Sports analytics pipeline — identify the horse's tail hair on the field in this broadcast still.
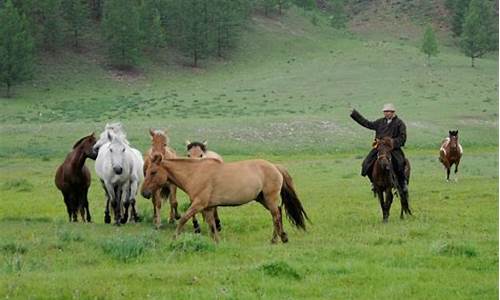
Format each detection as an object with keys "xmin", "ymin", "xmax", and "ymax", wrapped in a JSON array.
[{"xmin": 277, "ymin": 165, "xmax": 310, "ymax": 230}]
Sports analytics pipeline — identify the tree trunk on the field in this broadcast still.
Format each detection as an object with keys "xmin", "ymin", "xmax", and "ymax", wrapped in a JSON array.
[
  {"xmin": 6, "ymin": 82, "xmax": 11, "ymax": 98},
  {"xmin": 471, "ymin": 56, "xmax": 475, "ymax": 67}
]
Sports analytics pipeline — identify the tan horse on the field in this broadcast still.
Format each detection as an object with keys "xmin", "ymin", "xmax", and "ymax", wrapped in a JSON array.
[
  {"xmin": 141, "ymin": 156, "xmax": 309, "ymax": 243},
  {"xmin": 439, "ymin": 130, "xmax": 463, "ymax": 182},
  {"xmin": 143, "ymin": 129, "xmax": 181, "ymax": 228}
]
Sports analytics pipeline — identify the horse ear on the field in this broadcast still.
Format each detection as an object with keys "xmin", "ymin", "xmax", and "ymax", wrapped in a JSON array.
[
  {"xmin": 149, "ymin": 128, "xmax": 155, "ymax": 137},
  {"xmin": 185, "ymin": 140, "xmax": 191, "ymax": 146},
  {"xmin": 89, "ymin": 132, "xmax": 95, "ymax": 137},
  {"xmin": 152, "ymin": 153, "xmax": 163, "ymax": 164},
  {"xmin": 449, "ymin": 130, "xmax": 452, "ymax": 135},
  {"xmin": 202, "ymin": 140, "xmax": 208, "ymax": 147}
]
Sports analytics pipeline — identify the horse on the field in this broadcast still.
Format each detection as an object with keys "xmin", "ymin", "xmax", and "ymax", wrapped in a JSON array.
[
  {"xmin": 372, "ymin": 137, "xmax": 412, "ymax": 222},
  {"xmin": 439, "ymin": 130, "xmax": 463, "ymax": 182},
  {"xmin": 186, "ymin": 140, "xmax": 223, "ymax": 162},
  {"xmin": 143, "ymin": 129, "xmax": 181, "ymax": 229},
  {"xmin": 141, "ymin": 155, "xmax": 309, "ymax": 243},
  {"xmin": 55, "ymin": 133, "xmax": 97, "ymax": 222},
  {"xmin": 94, "ymin": 125, "xmax": 144, "ymax": 224}
]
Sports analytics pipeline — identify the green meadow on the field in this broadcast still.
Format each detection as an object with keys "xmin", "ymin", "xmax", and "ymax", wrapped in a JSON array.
[{"xmin": 0, "ymin": 8, "xmax": 498, "ymax": 299}]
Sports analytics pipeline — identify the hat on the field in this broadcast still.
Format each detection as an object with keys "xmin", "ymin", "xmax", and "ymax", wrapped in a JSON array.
[{"xmin": 382, "ymin": 103, "xmax": 396, "ymax": 112}]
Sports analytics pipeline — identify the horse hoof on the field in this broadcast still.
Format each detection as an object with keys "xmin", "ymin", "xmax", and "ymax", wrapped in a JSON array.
[
  {"xmin": 175, "ymin": 214, "xmax": 181, "ymax": 220},
  {"xmin": 216, "ymin": 221, "xmax": 222, "ymax": 232},
  {"xmin": 134, "ymin": 215, "xmax": 142, "ymax": 223},
  {"xmin": 120, "ymin": 217, "xmax": 128, "ymax": 224},
  {"xmin": 194, "ymin": 227, "xmax": 201, "ymax": 234},
  {"xmin": 168, "ymin": 218, "xmax": 175, "ymax": 224},
  {"xmin": 383, "ymin": 218, "xmax": 388, "ymax": 223},
  {"xmin": 104, "ymin": 215, "xmax": 111, "ymax": 224},
  {"xmin": 281, "ymin": 232, "xmax": 289, "ymax": 243}
]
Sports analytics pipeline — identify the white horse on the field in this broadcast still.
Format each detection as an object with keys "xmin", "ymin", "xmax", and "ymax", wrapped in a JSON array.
[{"xmin": 94, "ymin": 123, "xmax": 144, "ymax": 224}]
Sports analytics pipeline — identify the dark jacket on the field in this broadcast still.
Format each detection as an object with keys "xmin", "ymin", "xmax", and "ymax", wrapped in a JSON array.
[{"xmin": 350, "ymin": 109, "xmax": 406, "ymax": 149}]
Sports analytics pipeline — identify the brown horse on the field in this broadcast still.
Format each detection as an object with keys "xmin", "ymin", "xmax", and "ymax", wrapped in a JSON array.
[
  {"xmin": 143, "ymin": 129, "xmax": 181, "ymax": 228},
  {"xmin": 55, "ymin": 133, "xmax": 97, "ymax": 222},
  {"xmin": 372, "ymin": 137, "xmax": 411, "ymax": 222},
  {"xmin": 439, "ymin": 130, "xmax": 463, "ymax": 182},
  {"xmin": 141, "ymin": 156, "xmax": 309, "ymax": 243}
]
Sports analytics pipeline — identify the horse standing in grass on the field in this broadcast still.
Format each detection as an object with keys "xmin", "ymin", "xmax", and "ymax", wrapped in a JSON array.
[
  {"xmin": 372, "ymin": 137, "xmax": 412, "ymax": 222},
  {"xmin": 94, "ymin": 124, "xmax": 143, "ymax": 224},
  {"xmin": 141, "ymin": 156, "xmax": 309, "ymax": 243},
  {"xmin": 55, "ymin": 133, "xmax": 97, "ymax": 222},
  {"xmin": 439, "ymin": 130, "xmax": 463, "ymax": 182},
  {"xmin": 143, "ymin": 129, "xmax": 181, "ymax": 229}
]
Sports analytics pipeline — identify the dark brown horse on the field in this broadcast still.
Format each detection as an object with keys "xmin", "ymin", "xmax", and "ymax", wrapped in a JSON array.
[
  {"xmin": 372, "ymin": 137, "xmax": 411, "ymax": 222},
  {"xmin": 439, "ymin": 130, "xmax": 462, "ymax": 182},
  {"xmin": 55, "ymin": 133, "xmax": 97, "ymax": 222}
]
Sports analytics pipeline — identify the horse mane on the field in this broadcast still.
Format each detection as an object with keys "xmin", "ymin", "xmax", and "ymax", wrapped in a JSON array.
[
  {"xmin": 186, "ymin": 141, "xmax": 207, "ymax": 153},
  {"xmin": 72, "ymin": 136, "xmax": 89, "ymax": 149}
]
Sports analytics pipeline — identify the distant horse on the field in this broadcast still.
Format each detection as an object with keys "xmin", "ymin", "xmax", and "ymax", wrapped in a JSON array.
[
  {"xmin": 372, "ymin": 137, "xmax": 412, "ymax": 222},
  {"xmin": 141, "ymin": 156, "xmax": 309, "ymax": 243},
  {"xmin": 94, "ymin": 124, "xmax": 144, "ymax": 224},
  {"xmin": 186, "ymin": 140, "xmax": 223, "ymax": 162},
  {"xmin": 55, "ymin": 133, "xmax": 97, "ymax": 222},
  {"xmin": 143, "ymin": 129, "xmax": 181, "ymax": 228},
  {"xmin": 439, "ymin": 130, "xmax": 463, "ymax": 182}
]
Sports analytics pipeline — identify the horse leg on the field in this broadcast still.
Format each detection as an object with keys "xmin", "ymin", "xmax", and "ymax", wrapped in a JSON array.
[
  {"xmin": 82, "ymin": 188, "xmax": 91, "ymax": 223},
  {"xmin": 260, "ymin": 191, "xmax": 284, "ymax": 244},
  {"xmin": 385, "ymin": 189, "xmax": 393, "ymax": 221},
  {"xmin": 174, "ymin": 202, "xmax": 204, "ymax": 239},
  {"xmin": 214, "ymin": 207, "xmax": 222, "ymax": 232},
  {"xmin": 63, "ymin": 192, "xmax": 72, "ymax": 222},
  {"xmin": 278, "ymin": 205, "xmax": 288, "ymax": 243},
  {"xmin": 446, "ymin": 166, "xmax": 451, "ymax": 182},
  {"xmin": 128, "ymin": 179, "xmax": 141, "ymax": 222},
  {"xmin": 376, "ymin": 190, "xmax": 387, "ymax": 222},
  {"xmin": 152, "ymin": 190, "xmax": 162, "ymax": 229},
  {"xmin": 101, "ymin": 180, "xmax": 112, "ymax": 224},
  {"xmin": 192, "ymin": 214, "xmax": 201, "ymax": 234},
  {"xmin": 203, "ymin": 208, "xmax": 219, "ymax": 243},
  {"xmin": 169, "ymin": 184, "xmax": 180, "ymax": 222},
  {"xmin": 454, "ymin": 160, "xmax": 460, "ymax": 182},
  {"xmin": 119, "ymin": 183, "xmax": 130, "ymax": 224},
  {"xmin": 111, "ymin": 185, "xmax": 122, "ymax": 226}
]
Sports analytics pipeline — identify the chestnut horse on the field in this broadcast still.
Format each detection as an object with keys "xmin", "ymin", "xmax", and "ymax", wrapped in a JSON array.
[
  {"xmin": 141, "ymin": 156, "xmax": 309, "ymax": 243},
  {"xmin": 143, "ymin": 129, "xmax": 184, "ymax": 229},
  {"xmin": 372, "ymin": 137, "xmax": 411, "ymax": 222},
  {"xmin": 55, "ymin": 133, "xmax": 97, "ymax": 222},
  {"xmin": 439, "ymin": 130, "xmax": 463, "ymax": 182}
]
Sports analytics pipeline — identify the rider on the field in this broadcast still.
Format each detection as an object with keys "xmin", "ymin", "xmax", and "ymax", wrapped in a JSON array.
[{"xmin": 350, "ymin": 103, "xmax": 408, "ymax": 193}]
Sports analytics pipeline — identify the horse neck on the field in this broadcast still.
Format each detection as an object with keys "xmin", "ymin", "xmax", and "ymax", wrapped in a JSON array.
[
  {"xmin": 163, "ymin": 160, "xmax": 200, "ymax": 194},
  {"xmin": 69, "ymin": 147, "xmax": 88, "ymax": 171}
]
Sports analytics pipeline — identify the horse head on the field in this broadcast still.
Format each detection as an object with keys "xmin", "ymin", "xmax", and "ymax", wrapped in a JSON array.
[
  {"xmin": 73, "ymin": 132, "xmax": 97, "ymax": 160},
  {"xmin": 186, "ymin": 140, "xmax": 207, "ymax": 158},
  {"xmin": 149, "ymin": 128, "xmax": 169, "ymax": 152},
  {"xmin": 93, "ymin": 123, "xmax": 129, "ymax": 156},
  {"xmin": 107, "ymin": 132, "xmax": 129, "ymax": 175},
  {"xmin": 375, "ymin": 137, "xmax": 394, "ymax": 171},
  {"xmin": 448, "ymin": 130, "xmax": 459, "ymax": 150},
  {"xmin": 141, "ymin": 153, "xmax": 167, "ymax": 199}
]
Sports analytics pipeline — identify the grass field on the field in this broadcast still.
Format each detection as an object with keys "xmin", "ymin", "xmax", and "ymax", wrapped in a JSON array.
[{"xmin": 0, "ymin": 8, "xmax": 498, "ymax": 299}]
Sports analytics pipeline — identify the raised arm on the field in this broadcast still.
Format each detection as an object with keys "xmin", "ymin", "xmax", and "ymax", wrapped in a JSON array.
[
  {"xmin": 350, "ymin": 109, "xmax": 376, "ymax": 130},
  {"xmin": 393, "ymin": 121, "xmax": 406, "ymax": 149}
]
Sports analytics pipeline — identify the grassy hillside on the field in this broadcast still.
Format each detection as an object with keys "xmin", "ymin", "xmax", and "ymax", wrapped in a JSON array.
[{"xmin": 0, "ymin": 7, "xmax": 498, "ymax": 299}]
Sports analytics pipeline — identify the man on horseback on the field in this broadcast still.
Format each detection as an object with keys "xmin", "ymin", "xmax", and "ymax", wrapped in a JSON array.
[{"xmin": 350, "ymin": 103, "xmax": 408, "ymax": 193}]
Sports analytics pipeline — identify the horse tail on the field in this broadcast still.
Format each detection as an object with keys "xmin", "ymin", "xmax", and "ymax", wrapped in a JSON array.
[{"xmin": 276, "ymin": 165, "xmax": 310, "ymax": 230}]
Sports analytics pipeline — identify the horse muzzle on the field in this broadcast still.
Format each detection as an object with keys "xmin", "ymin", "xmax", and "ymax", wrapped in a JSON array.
[
  {"xmin": 141, "ymin": 190, "xmax": 152, "ymax": 199},
  {"xmin": 113, "ymin": 166, "xmax": 123, "ymax": 175}
]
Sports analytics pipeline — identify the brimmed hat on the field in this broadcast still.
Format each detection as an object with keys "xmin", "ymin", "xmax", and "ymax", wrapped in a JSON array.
[{"xmin": 382, "ymin": 103, "xmax": 396, "ymax": 112}]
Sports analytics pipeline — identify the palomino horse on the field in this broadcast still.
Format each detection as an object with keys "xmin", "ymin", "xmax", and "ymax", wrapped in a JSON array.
[
  {"xmin": 143, "ymin": 129, "xmax": 181, "ymax": 228},
  {"xmin": 141, "ymin": 156, "xmax": 309, "ymax": 243},
  {"xmin": 55, "ymin": 133, "xmax": 97, "ymax": 222},
  {"xmin": 439, "ymin": 130, "xmax": 463, "ymax": 182},
  {"xmin": 372, "ymin": 137, "xmax": 412, "ymax": 222},
  {"xmin": 94, "ymin": 126, "xmax": 144, "ymax": 225},
  {"xmin": 186, "ymin": 140, "xmax": 223, "ymax": 231}
]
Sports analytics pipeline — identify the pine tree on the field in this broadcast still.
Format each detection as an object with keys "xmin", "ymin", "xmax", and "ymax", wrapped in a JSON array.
[
  {"xmin": 460, "ymin": 0, "xmax": 497, "ymax": 67},
  {"xmin": 102, "ymin": 0, "xmax": 142, "ymax": 68},
  {"xmin": 0, "ymin": 0, "xmax": 34, "ymax": 97},
  {"xmin": 139, "ymin": 0, "xmax": 166, "ymax": 50},
  {"xmin": 329, "ymin": 0, "xmax": 347, "ymax": 29},
  {"xmin": 41, "ymin": 0, "xmax": 64, "ymax": 51},
  {"xmin": 61, "ymin": 0, "xmax": 89, "ymax": 48},
  {"xmin": 421, "ymin": 25, "xmax": 439, "ymax": 66}
]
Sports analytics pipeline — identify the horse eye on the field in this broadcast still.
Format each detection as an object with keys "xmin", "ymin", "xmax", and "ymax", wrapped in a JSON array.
[
  {"xmin": 199, "ymin": 155, "xmax": 203, "ymax": 158},
  {"xmin": 151, "ymin": 171, "xmax": 157, "ymax": 175},
  {"xmin": 122, "ymin": 148, "xmax": 125, "ymax": 152},
  {"xmin": 110, "ymin": 149, "xmax": 113, "ymax": 152},
  {"xmin": 187, "ymin": 154, "xmax": 191, "ymax": 157}
]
